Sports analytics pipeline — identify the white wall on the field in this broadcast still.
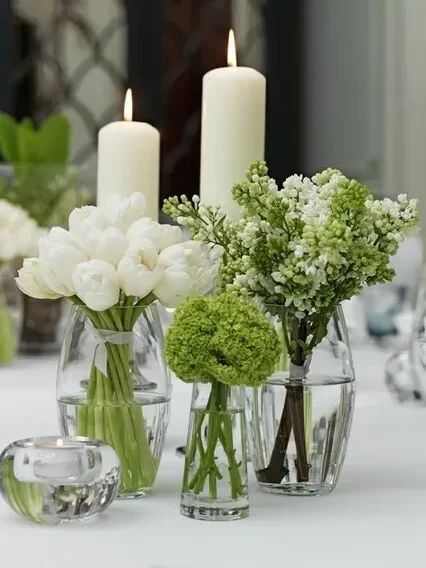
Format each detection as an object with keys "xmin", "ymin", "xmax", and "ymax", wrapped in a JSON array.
[
  {"xmin": 400, "ymin": 0, "xmax": 426, "ymax": 234},
  {"xmin": 302, "ymin": 0, "xmax": 383, "ymax": 192}
]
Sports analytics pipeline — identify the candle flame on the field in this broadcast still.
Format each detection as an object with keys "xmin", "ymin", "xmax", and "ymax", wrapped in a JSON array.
[
  {"xmin": 57, "ymin": 439, "xmax": 64, "ymax": 447},
  {"xmin": 227, "ymin": 29, "xmax": 237, "ymax": 67},
  {"xmin": 124, "ymin": 88, "xmax": 133, "ymax": 121}
]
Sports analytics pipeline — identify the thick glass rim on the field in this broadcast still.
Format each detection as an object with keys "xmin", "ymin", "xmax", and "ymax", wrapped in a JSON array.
[{"xmin": 6, "ymin": 436, "xmax": 105, "ymax": 450}]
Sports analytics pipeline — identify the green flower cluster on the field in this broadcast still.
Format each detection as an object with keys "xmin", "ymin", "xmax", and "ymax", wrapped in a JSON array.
[
  {"xmin": 165, "ymin": 293, "xmax": 281, "ymax": 386},
  {"xmin": 164, "ymin": 161, "xmax": 418, "ymax": 324}
]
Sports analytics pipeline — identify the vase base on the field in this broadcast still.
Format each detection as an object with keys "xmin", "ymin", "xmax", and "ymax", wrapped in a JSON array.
[
  {"xmin": 258, "ymin": 482, "xmax": 335, "ymax": 496},
  {"xmin": 180, "ymin": 494, "xmax": 249, "ymax": 521},
  {"xmin": 117, "ymin": 487, "xmax": 152, "ymax": 500}
]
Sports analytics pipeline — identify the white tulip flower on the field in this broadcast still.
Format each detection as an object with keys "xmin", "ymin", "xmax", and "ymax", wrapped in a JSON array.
[
  {"xmin": 84, "ymin": 227, "xmax": 128, "ymax": 266},
  {"xmin": 102, "ymin": 192, "xmax": 146, "ymax": 231},
  {"xmin": 69, "ymin": 205, "xmax": 109, "ymax": 243},
  {"xmin": 72, "ymin": 259, "xmax": 120, "ymax": 311},
  {"xmin": 154, "ymin": 240, "xmax": 213, "ymax": 307},
  {"xmin": 154, "ymin": 268, "xmax": 192, "ymax": 308},
  {"xmin": 127, "ymin": 217, "xmax": 182, "ymax": 251},
  {"xmin": 118, "ymin": 238, "xmax": 161, "ymax": 297},
  {"xmin": 38, "ymin": 227, "xmax": 87, "ymax": 296},
  {"xmin": 15, "ymin": 258, "xmax": 61, "ymax": 299}
]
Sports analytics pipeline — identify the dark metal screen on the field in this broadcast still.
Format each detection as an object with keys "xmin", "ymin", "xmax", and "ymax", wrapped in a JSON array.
[{"xmin": 1, "ymin": 0, "xmax": 300, "ymax": 202}]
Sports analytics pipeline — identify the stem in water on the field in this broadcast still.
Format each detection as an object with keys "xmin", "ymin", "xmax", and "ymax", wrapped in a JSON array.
[{"xmin": 255, "ymin": 316, "xmax": 310, "ymax": 484}]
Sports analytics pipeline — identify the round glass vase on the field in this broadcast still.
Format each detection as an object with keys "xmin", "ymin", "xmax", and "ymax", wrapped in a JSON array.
[
  {"xmin": 246, "ymin": 305, "xmax": 355, "ymax": 496},
  {"xmin": 0, "ymin": 436, "xmax": 120, "ymax": 525},
  {"xmin": 57, "ymin": 302, "xmax": 171, "ymax": 499},
  {"xmin": 0, "ymin": 263, "xmax": 22, "ymax": 365},
  {"xmin": 181, "ymin": 380, "xmax": 249, "ymax": 521}
]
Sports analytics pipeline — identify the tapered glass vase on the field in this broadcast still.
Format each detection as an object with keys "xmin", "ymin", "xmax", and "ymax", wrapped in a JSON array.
[
  {"xmin": 247, "ymin": 306, "xmax": 355, "ymax": 496},
  {"xmin": 57, "ymin": 303, "xmax": 171, "ymax": 499}
]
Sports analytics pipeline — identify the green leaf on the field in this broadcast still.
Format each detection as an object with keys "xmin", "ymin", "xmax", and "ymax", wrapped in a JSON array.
[
  {"xmin": 17, "ymin": 119, "xmax": 41, "ymax": 163},
  {"xmin": 0, "ymin": 113, "xmax": 19, "ymax": 162},
  {"xmin": 38, "ymin": 113, "xmax": 70, "ymax": 164}
]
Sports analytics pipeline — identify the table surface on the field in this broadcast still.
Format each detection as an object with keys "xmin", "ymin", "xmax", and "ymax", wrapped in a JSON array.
[{"xmin": 0, "ymin": 344, "xmax": 424, "ymax": 568}]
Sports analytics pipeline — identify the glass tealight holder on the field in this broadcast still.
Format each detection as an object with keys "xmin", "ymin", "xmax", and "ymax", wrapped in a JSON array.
[{"xmin": 0, "ymin": 436, "xmax": 120, "ymax": 524}]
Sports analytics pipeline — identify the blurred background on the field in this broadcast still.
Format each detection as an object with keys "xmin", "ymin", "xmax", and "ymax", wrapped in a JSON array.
[{"xmin": 2, "ymin": 0, "xmax": 424, "ymax": 207}]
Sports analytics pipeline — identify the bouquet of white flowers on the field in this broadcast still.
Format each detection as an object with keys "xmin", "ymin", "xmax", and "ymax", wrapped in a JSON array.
[
  {"xmin": 17, "ymin": 192, "xmax": 214, "ymax": 494},
  {"xmin": 164, "ymin": 161, "xmax": 419, "ymax": 486},
  {"xmin": 0, "ymin": 199, "xmax": 44, "ymax": 363},
  {"xmin": 0, "ymin": 199, "xmax": 43, "ymax": 262}
]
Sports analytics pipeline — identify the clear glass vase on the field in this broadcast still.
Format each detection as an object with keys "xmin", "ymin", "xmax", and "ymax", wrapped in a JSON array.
[
  {"xmin": 0, "ymin": 436, "xmax": 120, "ymax": 525},
  {"xmin": 181, "ymin": 381, "xmax": 249, "ymax": 521},
  {"xmin": 57, "ymin": 302, "xmax": 171, "ymax": 499},
  {"xmin": 408, "ymin": 266, "xmax": 426, "ymax": 401},
  {"xmin": 0, "ymin": 264, "xmax": 22, "ymax": 365},
  {"xmin": 247, "ymin": 305, "xmax": 355, "ymax": 496}
]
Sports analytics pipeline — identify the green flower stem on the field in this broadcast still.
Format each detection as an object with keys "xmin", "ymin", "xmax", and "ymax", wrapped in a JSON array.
[
  {"xmin": 184, "ymin": 381, "xmax": 244, "ymax": 501},
  {"xmin": 256, "ymin": 314, "xmax": 311, "ymax": 484},
  {"xmin": 1, "ymin": 458, "xmax": 43, "ymax": 522},
  {"xmin": 72, "ymin": 300, "xmax": 159, "ymax": 494},
  {"xmin": 0, "ymin": 298, "xmax": 16, "ymax": 364}
]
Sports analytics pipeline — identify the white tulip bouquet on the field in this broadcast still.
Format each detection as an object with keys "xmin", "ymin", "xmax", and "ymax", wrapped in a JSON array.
[
  {"xmin": 0, "ymin": 199, "xmax": 44, "ymax": 363},
  {"xmin": 16, "ymin": 192, "xmax": 214, "ymax": 494}
]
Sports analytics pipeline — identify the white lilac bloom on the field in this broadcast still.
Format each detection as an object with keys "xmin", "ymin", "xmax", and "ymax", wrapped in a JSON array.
[{"xmin": 164, "ymin": 160, "xmax": 419, "ymax": 319}]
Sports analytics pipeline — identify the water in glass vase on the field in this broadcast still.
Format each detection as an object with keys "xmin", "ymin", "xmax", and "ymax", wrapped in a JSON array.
[
  {"xmin": 58, "ymin": 393, "xmax": 170, "ymax": 499},
  {"xmin": 248, "ymin": 375, "xmax": 355, "ymax": 496},
  {"xmin": 181, "ymin": 405, "xmax": 249, "ymax": 521}
]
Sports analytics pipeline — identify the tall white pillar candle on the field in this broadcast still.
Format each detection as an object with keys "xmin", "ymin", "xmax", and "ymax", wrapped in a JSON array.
[
  {"xmin": 97, "ymin": 89, "xmax": 160, "ymax": 220},
  {"xmin": 200, "ymin": 30, "xmax": 266, "ymax": 220}
]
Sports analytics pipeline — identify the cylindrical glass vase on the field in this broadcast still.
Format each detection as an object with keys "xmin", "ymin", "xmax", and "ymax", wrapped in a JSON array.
[
  {"xmin": 181, "ymin": 381, "xmax": 249, "ymax": 521},
  {"xmin": 57, "ymin": 302, "xmax": 171, "ymax": 499},
  {"xmin": 0, "ymin": 264, "xmax": 22, "ymax": 364},
  {"xmin": 247, "ymin": 306, "xmax": 355, "ymax": 496}
]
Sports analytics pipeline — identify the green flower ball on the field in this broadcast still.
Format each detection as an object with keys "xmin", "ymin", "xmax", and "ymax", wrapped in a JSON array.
[{"xmin": 165, "ymin": 292, "xmax": 281, "ymax": 387}]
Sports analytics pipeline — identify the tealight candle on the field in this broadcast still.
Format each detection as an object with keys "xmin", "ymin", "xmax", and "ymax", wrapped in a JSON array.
[
  {"xmin": 14, "ymin": 437, "xmax": 100, "ymax": 484},
  {"xmin": 0, "ymin": 437, "xmax": 120, "ymax": 524}
]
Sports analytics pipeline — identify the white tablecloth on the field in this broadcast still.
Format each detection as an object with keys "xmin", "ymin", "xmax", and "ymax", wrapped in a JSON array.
[{"xmin": 0, "ymin": 345, "xmax": 424, "ymax": 568}]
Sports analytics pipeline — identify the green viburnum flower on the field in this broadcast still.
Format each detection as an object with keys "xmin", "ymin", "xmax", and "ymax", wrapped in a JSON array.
[{"xmin": 165, "ymin": 293, "xmax": 281, "ymax": 387}]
